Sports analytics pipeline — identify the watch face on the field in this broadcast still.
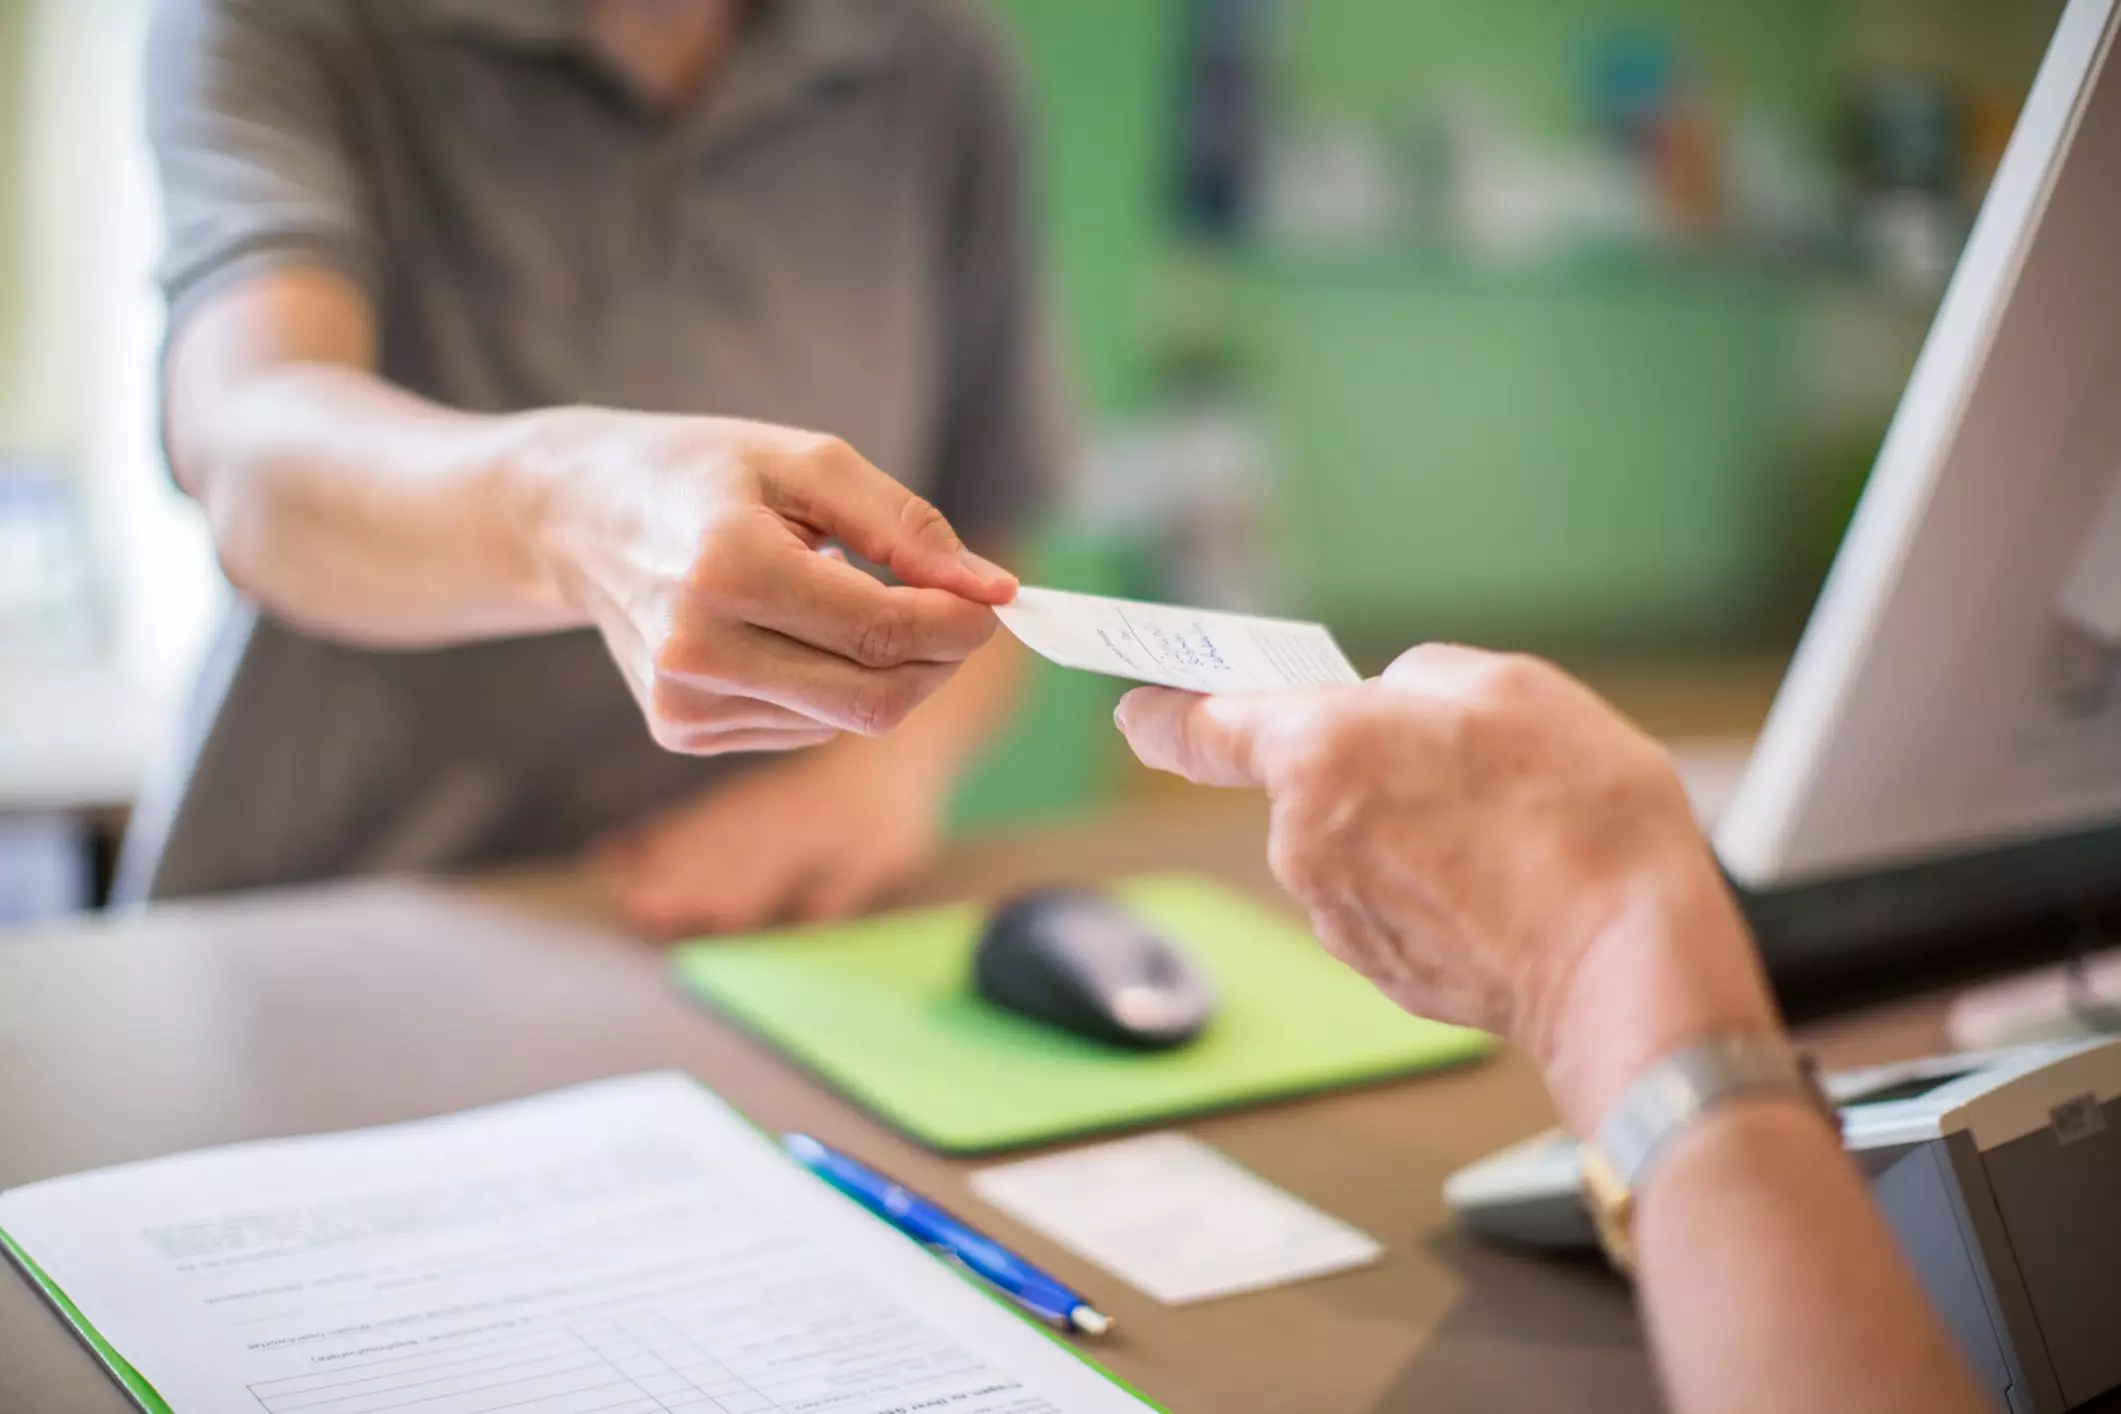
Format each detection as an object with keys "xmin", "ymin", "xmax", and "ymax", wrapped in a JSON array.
[
  {"xmin": 1592, "ymin": 1203, "xmax": 1637, "ymax": 1276},
  {"xmin": 1578, "ymin": 1144, "xmax": 1638, "ymax": 1275}
]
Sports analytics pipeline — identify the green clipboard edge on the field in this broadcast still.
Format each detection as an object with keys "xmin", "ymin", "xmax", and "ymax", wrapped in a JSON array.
[
  {"xmin": 672, "ymin": 873, "xmax": 1496, "ymax": 1155},
  {"xmin": 0, "ymin": 1228, "xmax": 173, "ymax": 1414},
  {"xmin": 0, "ymin": 1227, "xmax": 1160, "ymax": 1414},
  {"xmin": 0, "ymin": 1080, "xmax": 1163, "ymax": 1414}
]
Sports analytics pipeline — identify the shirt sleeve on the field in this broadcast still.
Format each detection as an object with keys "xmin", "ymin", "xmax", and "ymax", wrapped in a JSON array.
[
  {"xmin": 924, "ymin": 10, "xmax": 1078, "ymax": 554},
  {"xmin": 144, "ymin": 0, "xmax": 380, "ymax": 336}
]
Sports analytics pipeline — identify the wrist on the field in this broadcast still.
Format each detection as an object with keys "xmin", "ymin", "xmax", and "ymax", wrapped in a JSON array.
[
  {"xmin": 1579, "ymin": 1035, "xmax": 1838, "ymax": 1273},
  {"xmin": 1530, "ymin": 853, "xmax": 1782, "ymax": 1137},
  {"xmin": 488, "ymin": 406, "xmax": 603, "ymax": 623}
]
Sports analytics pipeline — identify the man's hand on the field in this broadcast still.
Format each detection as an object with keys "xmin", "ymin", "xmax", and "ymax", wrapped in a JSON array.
[
  {"xmin": 165, "ymin": 270, "xmax": 1014, "ymax": 757},
  {"xmin": 594, "ymin": 736, "xmax": 950, "ymax": 939},
  {"xmin": 519, "ymin": 410, "xmax": 1014, "ymax": 754},
  {"xmin": 1113, "ymin": 644, "xmax": 1779, "ymax": 1135}
]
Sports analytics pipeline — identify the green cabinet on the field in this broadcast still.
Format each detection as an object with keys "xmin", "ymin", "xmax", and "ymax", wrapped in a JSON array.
[{"xmin": 1240, "ymin": 258, "xmax": 1800, "ymax": 646}]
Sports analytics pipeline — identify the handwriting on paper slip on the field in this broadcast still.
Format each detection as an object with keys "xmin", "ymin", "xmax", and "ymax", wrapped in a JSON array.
[{"xmin": 996, "ymin": 586, "xmax": 1361, "ymax": 693}]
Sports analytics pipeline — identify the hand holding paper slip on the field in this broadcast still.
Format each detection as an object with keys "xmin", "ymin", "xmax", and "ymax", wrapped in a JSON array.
[{"xmin": 995, "ymin": 587, "xmax": 1362, "ymax": 693}]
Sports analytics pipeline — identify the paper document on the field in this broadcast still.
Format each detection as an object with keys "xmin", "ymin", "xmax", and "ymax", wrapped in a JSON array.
[
  {"xmin": 972, "ymin": 1134, "xmax": 1382, "ymax": 1306},
  {"xmin": 0, "ymin": 1074, "xmax": 1151, "ymax": 1414},
  {"xmin": 996, "ymin": 587, "xmax": 1361, "ymax": 693}
]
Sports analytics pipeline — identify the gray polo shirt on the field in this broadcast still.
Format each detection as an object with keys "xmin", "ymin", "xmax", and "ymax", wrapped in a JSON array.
[{"xmin": 120, "ymin": 0, "xmax": 1069, "ymax": 901}]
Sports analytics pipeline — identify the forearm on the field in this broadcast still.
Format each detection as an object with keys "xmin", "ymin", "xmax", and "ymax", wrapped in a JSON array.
[
  {"xmin": 1637, "ymin": 1098, "xmax": 1991, "ymax": 1414},
  {"xmin": 1112, "ymin": 655, "xmax": 1995, "ymax": 1414},
  {"xmin": 1546, "ymin": 872, "xmax": 1989, "ymax": 1414},
  {"xmin": 183, "ymin": 362, "xmax": 576, "ymax": 646}
]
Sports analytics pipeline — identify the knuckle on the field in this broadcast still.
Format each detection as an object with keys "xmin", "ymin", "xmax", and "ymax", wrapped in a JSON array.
[
  {"xmin": 847, "ymin": 676, "xmax": 917, "ymax": 736},
  {"xmin": 1314, "ymin": 704, "xmax": 1376, "ymax": 768},
  {"xmin": 1167, "ymin": 721, "xmax": 1215, "ymax": 781},
  {"xmin": 785, "ymin": 433, "xmax": 861, "ymax": 488},
  {"xmin": 850, "ymin": 605, "xmax": 912, "ymax": 668},
  {"xmin": 1265, "ymin": 809, "xmax": 1332, "ymax": 904},
  {"xmin": 1275, "ymin": 701, "xmax": 1377, "ymax": 791},
  {"xmin": 1468, "ymin": 652, "xmax": 1553, "ymax": 710},
  {"xmin": 684, "ymin": 539, "xmax": 749, "ymax": 602},
  {"xmin": 648, "ymin": 666, "xmax": 695, "ymax": 720},
  {"xmin": 897, "ymin": 495, "xmax": 956, "ymax": 547},
  {"xmin": 692, "ymin": 508, "xmax": 767, "ymax": 575},
  {"xmin": 1314, "ymin": 928, "xmax": 1372, "ymax": 980},
  {"xmin": 805, "ymin": 433, "xmax": 858, "ymax": 467},
  {"xmin": 646, "ymin": 714, "xmax": 695, "ymax": 754},
  {"xmin": 648, "ymin": 629, "xmax": 710, "ymax": 689},
  {"xmin": 648, "ymin": 664, "xmax": 746, "ymax": 733},
  {"xmin": 1451, "ymin": 656, "xmax": 1562, "ymax": 761},
  {"xmin": 1385, "ymin": 642, "xmax": 1453, "ymax": 677}
]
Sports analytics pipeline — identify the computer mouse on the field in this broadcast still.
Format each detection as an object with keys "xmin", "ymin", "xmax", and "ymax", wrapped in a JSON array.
[{"xmin": 972, "ymin": 887, "xmax": 1218, "ymax": 1049}]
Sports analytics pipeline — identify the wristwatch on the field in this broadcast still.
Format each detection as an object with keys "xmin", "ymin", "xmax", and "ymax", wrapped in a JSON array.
[{"xmin": 1578, "ymin": 1033, "xmax": 1840, "ymax": 1273}]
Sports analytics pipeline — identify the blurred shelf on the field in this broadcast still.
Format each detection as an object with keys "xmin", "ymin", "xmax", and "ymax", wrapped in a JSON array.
[
  {"xmin": 1236, "ymin": 245, "xmax": 1799, "ymax": 288},
  {"xmin": 1199, "ymin": 245, "xmax": 1953, "ymax": 316}
]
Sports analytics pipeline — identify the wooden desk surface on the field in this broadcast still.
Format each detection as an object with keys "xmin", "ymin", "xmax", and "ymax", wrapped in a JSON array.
[{"xmin": 0, "ymin": 804, "xmax": 1951, "ymax": 1414}]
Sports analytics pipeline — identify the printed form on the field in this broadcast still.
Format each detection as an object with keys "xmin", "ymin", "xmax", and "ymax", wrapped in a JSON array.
[
  {"xmin": 0, "ymin": 1074, "xmax": 1149, "ymax": 1414},
  {"xmin": 996, "ymin": 588, "xmax": 1361, "ymax": 693}
]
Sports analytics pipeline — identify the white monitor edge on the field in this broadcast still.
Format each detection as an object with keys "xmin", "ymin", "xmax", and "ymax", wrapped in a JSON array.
[{"xmin": 1714, "ymin": 0, "xmax": 2121, "ymax": 890}]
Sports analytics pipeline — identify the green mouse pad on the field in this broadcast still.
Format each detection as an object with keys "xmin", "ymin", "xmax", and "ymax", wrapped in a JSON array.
[{"xmin": 671, "ymin": 874, "xmax": 1493, "ymax": 1154}]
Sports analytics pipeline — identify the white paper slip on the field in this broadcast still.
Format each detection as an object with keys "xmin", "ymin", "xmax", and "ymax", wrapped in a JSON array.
[
  {"xmin": 995, "ymin": 586, "xmax": 1362, "ymax": 693},
  {"xmin": 972, "ymin": 1133, "xmax": 1383, "ymax": 1306},
  {"xmin": 0, "ymin": 1073, "xmax": 1151, "ymax": 1414}
]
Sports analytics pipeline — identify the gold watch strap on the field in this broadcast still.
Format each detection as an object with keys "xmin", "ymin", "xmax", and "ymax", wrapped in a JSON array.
[{"xmin": 1578, "ymin": 1034, "xmax": 1839, "ymax": 1272}]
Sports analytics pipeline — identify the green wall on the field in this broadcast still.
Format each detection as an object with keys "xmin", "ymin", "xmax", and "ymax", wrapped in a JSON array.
[
  {"xmin": 953, "ymin": 0, "xmax": 2018, "ymax": 820},
  {"xmin": 984, "ymin": 0, "xmax": 1843, "ymax": 657},
  {"xmin": 1248, "ymin": 0, "xmax": 1836, "ymax": 648},
  {"xmin": 985, "ymin": 0, "xmax": 1185, "ymax": 420},
  {"xmin": 1240, "ymin": 257, "xmax": 1796, "ymax": 647},
  {"xmin": 954, "ymin": 0, "xmax": 1836, "ymax": 823},
  {"xmin": 952, "ymin": 0, "xmax": 1184, "ymax": 826}
]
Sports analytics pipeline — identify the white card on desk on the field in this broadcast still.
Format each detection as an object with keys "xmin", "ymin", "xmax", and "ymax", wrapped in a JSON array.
[
  {"xmin": 972, "ymin": 1133, "xmax": 1383, "ymax": 1306},
  {"xmin": 995, "ymin": 586, "xmax": 1362, "ymax": 693}
]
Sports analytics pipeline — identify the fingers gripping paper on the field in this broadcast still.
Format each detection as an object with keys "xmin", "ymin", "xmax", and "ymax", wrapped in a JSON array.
[{"xmin": 995, "ymin": 588, "xmax": 1361, "ymax": 692}]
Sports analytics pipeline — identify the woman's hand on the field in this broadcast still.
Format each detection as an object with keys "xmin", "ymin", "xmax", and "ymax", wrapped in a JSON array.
[{"xmin": 1113, "ymin": 644, "xmax": 1780, "ymax": 1135}]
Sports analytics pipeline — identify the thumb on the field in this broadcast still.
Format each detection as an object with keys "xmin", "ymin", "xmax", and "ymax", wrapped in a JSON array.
[
  {"xmin": 766, "ymin": 439, "xmax": 1017, "ymax": 604},
  {"xmin": 1113, "ymin": 688, "xmax": 1272, "ymax": 788}
]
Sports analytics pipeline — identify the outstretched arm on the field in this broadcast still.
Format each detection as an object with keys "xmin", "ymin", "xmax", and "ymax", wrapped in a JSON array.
[
  {"xmin": 168, "ymin": 267, "xmax": 1016, "ymax": 755},
  {"xmin": 1114, "ymin": 649, "xmax": 1991, "ymax": 1414}
]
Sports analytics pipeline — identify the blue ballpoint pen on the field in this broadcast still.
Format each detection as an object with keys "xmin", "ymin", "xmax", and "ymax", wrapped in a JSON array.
[{"xmin": 784, "ymin": 1133, "xmax": 1112, "ymax": 1336}]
